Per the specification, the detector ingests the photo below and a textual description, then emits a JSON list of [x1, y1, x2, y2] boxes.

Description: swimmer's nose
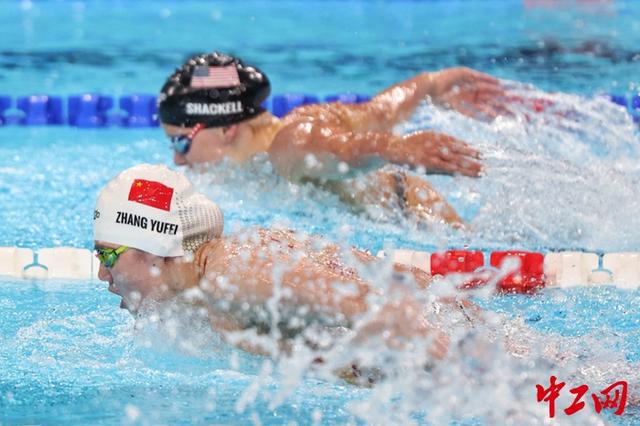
[[97, 262, 112, 282], [174, 151, 188, 166]]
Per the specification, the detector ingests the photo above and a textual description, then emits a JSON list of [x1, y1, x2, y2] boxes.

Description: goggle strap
[[188, 123, 206, 139]]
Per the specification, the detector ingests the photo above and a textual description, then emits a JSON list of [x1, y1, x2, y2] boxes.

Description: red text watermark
[[536, 376, 627, 417]]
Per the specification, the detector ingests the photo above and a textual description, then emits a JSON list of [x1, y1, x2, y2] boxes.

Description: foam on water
[[400, 81, 640, 252], [113, 269, 639, 425], [192, 258, 639, 425]]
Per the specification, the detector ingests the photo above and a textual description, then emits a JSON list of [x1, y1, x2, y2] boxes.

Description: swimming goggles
[[169, 123, 206, 155], [95, 246, 129, 268]]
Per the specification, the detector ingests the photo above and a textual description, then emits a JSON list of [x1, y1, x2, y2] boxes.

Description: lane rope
[[0, 93, 638, 127], [1, 246, 638, 290]]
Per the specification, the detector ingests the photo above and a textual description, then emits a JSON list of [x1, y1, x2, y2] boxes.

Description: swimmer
[[158, 52, 509, 228], [94, 164, 472, 368], [94, 165, 640, 392]]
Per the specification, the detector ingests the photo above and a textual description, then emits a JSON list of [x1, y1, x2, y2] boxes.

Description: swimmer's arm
[[353, 295, 451, 359], [268, 119, 396, 181], [268, 120, 481, 181], [362, 72, 437, 129], [361, 67, 506, 127], [206, 310, 273, 356], [207, 306, 297, 356], [424, 67, 509, 119]]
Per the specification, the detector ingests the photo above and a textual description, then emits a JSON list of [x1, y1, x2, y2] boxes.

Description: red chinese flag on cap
[[128, 179, 174, 211]]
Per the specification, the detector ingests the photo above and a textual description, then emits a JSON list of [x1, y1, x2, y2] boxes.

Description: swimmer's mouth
[[119, 298, 140, 315]]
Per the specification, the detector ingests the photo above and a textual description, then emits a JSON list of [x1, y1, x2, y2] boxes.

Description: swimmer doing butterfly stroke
[[158, 52, 511, 228], [94, 164, 640, 392], [93, 164, 481, 374]]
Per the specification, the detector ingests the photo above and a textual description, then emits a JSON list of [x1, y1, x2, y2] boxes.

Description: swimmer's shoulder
[[195, 235, 238, 274], [203, 227, 298, 253], [281, 101, 362, 128]]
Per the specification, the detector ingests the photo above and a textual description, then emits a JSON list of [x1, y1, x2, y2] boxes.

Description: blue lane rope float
[[0, 96, 11, 126], [16, 95, 64, 125], [0, 93, 637, 128], [271, 94, 319, 118], [68, 94, 114, 127]]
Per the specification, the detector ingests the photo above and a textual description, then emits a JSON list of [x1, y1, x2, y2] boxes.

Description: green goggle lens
[[95, 246, 129, 268]]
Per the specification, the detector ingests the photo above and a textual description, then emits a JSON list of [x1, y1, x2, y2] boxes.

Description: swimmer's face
[[94, 241, 172, 313], [162, 123, 237, 167]]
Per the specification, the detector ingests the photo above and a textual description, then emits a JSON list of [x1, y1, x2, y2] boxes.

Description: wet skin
[[162, 67, 511, 227], [95, 228, 453, 359]]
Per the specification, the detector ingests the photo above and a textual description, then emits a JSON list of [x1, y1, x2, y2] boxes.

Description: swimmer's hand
[[386, 131, 482, 177], [429, 67, 512, 120]]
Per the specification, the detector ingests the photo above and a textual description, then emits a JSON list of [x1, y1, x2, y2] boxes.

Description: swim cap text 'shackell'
[[185, 101, 243, 116]]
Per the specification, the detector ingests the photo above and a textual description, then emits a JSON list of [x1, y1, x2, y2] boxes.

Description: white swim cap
[[93, 164, 224, 257]]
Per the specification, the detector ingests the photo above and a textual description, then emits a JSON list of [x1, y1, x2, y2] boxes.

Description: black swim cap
[[158, 52, 270, 127]]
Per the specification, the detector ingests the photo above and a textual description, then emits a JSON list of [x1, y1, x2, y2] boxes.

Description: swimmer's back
[[194, 228, 373, 318]]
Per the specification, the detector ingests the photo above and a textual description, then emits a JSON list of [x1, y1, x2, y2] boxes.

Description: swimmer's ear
[[222, 125, 239, 144]]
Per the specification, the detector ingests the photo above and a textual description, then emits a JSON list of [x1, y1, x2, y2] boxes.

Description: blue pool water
[[2, 0, 640, 95], [1, 280, 638, 425], [1, 1, 640, 425]]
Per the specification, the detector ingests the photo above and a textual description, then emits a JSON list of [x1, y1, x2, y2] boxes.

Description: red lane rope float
[[430, 250, 545, 294], [403, 249, 640, 293], [490, 251, 545, 293]]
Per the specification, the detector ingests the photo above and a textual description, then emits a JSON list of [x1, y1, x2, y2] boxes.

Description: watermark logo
[[536, 375, 627, 417]]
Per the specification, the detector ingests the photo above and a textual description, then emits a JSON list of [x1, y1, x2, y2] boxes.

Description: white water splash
[[403, 81, 640, 252], [106, 83, 640, 424], [161, 269, 638, 424]]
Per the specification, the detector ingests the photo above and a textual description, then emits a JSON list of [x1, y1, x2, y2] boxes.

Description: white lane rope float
[[0, 246, 638, 291]]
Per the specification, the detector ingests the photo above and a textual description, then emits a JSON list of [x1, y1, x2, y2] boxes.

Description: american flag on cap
[[191, 65, 241, 88]]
